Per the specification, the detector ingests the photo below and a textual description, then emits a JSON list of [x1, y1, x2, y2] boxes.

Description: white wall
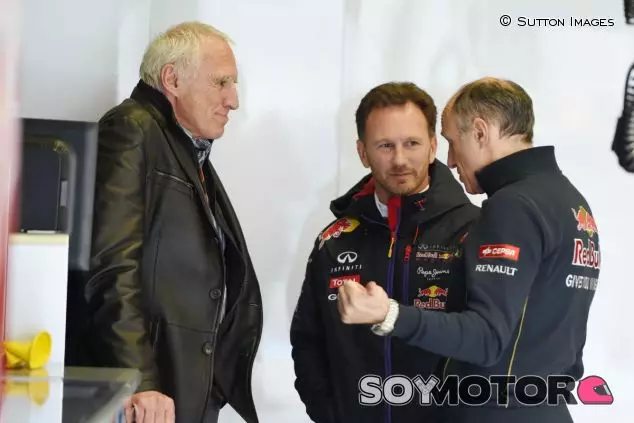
[[19, 0, 123, 121], [17, 0, 634, 421], [200, 1, 345, 420]]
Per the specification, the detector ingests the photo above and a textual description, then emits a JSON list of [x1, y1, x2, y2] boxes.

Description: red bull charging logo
[[319, 217, 359, 250], [318, 218, 360, 249], [571, 206, 598, 238]]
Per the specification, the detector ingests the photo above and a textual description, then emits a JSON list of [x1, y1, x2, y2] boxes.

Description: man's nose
[[224, 84, 239, 110], [392, 145, 407, 166]]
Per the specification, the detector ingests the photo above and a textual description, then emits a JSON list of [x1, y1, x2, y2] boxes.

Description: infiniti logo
[[337, 251, 358, 264]]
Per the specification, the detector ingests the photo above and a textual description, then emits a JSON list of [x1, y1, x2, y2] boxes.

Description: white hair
[[139, 21, 232, 90]]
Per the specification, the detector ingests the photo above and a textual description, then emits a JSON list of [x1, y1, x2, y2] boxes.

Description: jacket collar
[[476, 146, 561, 196], [330, 160, 472, 227], [129, 80, 221, 230], [130, 79, 215, 150]]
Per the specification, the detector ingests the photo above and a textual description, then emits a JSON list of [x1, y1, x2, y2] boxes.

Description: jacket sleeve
[[391, 193, 545, 367], [85, 114, 158, 391], [290, 241, 337, 423]]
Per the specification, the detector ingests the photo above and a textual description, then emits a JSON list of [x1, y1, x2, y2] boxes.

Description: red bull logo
[[318, 218, 360, 249], [415, 285, 449, 309], [417, 285, 449, 298], [572, 206, 598, 238], [572, 238, 601, 270], [415, 251, 454, 261]]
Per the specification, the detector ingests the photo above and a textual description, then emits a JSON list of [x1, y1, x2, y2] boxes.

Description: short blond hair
[[139, 21, 232, 89]]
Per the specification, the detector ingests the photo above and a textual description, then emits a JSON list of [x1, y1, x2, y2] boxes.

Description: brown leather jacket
[[85, 80, 263, 422]]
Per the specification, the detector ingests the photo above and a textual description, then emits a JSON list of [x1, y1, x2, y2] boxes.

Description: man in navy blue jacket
[[337, 77, 601, 423]]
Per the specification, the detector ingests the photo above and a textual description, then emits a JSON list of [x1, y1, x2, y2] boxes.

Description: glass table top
[[0, 366, 140, 423]]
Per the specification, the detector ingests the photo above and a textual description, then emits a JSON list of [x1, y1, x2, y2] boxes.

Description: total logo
[[329, 274, 361, 300], [329, 274, 360, 289]]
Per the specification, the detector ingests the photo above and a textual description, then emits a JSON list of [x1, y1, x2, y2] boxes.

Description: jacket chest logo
[[330, 264, 363, 273], [415, 243, 460, 261], [413, 285, 448, 310], [416, 267, 451, 280], [330, 250, 363, 273], [318, 218, 360, 249]]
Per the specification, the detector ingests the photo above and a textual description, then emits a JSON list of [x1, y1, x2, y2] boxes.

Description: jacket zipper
[[362, 212, 400, 423], [384, 207, 401, 423], [402, 245, 412, 304]]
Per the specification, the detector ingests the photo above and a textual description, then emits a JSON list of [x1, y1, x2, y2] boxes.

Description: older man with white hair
[[85, 21, 263, 423]]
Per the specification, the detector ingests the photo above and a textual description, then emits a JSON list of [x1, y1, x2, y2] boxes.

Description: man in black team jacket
[[290, 82, 480, 423], [337, 77, 601, 423]]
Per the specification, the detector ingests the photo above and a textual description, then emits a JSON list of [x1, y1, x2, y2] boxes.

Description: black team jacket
[[290, 160, 480, 423]]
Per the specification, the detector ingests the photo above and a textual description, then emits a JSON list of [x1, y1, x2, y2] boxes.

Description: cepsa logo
[[478, 244, 520, 261]]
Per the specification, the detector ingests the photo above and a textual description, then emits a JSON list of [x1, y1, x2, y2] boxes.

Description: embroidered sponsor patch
[[416, 267, 451, 280], [329, 274, 361, 289], [415, 250, 455, 261], [571, 206, 598, 238], [478, 244, 520, 261], [572, 238, 600, 270], [413, 285, 448, 310], [319, 218, 360, 249], [474, 264, 518, 276]]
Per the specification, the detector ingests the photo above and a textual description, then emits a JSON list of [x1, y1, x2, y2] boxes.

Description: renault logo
[[337, 251, 358, 264]]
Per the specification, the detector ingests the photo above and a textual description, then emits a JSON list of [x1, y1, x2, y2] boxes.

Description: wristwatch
[[371, 299, 400, 336]]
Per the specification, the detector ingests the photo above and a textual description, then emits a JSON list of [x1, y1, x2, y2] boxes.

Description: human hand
[[123, 391, 175, 423], [338, 280, 390, 324]]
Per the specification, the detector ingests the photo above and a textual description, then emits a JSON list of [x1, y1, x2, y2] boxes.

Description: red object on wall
[[0, 0, 22, 370]]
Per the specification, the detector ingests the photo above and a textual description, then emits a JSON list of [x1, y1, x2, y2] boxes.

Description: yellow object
[[2, 369, 50, 406], [3, 331, 52, 370]]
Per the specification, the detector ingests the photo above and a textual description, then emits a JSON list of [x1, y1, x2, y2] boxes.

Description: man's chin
[[386, 184, 418, 197], [204, 127, 225, 140]]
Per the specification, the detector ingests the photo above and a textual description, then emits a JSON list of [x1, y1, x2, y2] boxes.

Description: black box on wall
[[19, 118, 98, 272]]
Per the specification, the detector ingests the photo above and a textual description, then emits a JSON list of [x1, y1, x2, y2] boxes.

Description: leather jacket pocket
[[152, 169, 194, 197]]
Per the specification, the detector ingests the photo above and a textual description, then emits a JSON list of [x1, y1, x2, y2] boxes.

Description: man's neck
[[375, 185, 429, 218], [488, 137, 532, 163]]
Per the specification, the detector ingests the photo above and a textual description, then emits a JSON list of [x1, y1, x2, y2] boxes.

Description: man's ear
[[357, 139, 370, 168], [472, 117, 489, 149], [160, 63, 179, 97], [429, 134, 438, 164]]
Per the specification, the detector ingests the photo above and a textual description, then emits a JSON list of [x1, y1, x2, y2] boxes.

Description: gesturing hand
[[337, 280, 390, 325]]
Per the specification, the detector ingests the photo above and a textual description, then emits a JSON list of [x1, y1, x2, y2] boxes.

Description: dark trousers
[[202, 383, 225, 423], [202, 401, 220, 423]]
